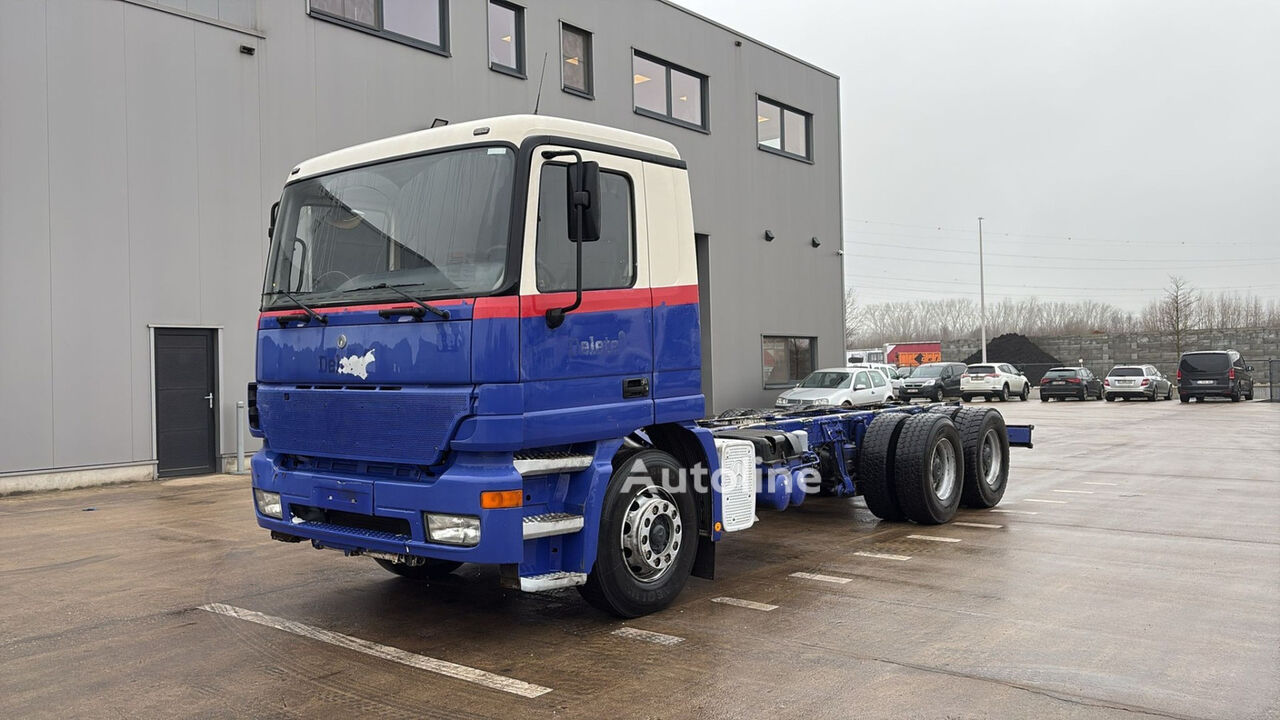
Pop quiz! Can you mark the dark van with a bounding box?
[1177,350,1254,403]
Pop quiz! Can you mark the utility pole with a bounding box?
[978,217,987,363]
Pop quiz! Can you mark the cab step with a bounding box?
[522,512,585,540]
[519,571,588,592]
[513,451,594,477]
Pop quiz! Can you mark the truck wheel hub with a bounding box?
[621,486,681,583]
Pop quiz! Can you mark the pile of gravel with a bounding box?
[963,334,1061,383]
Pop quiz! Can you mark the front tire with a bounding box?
[1019,384,1029,401]
[579,450,697,618]
[893,414,964,525]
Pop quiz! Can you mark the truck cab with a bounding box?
[250,116,717,617]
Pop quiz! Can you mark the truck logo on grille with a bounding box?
[337,349,376,379]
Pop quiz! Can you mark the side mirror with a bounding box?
[1246,365,1254,372]
[566,160,601,242]
[268,200,280,240]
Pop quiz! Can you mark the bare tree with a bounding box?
[1157,275,1199,356]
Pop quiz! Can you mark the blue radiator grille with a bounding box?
[258,385,472,467]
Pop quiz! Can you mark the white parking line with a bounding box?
[711,597,778,612]
[611,627,685,646]
[1053,489,1094,494]
[991,509,1039,515]
[199,604,551,698]
[906,534,962,543]
[853,551,913,561]
[791,571,855,583]
[1023,498,1068,504]
[953,521,1003,529]
[1083,482,1118,486]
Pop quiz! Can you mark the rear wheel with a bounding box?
[892,414,964,525]
[374,558,462,580]
[961,394,972,402]
[1230,387,1240,402]
[954,407,1009,508]
[997,385,1009,402]
[579,450,697,618]
[856,413,911,521]
[1179,395,1190,403]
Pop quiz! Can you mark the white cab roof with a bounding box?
[288,115,682,182]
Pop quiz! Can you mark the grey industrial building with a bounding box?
[0,0,843,489]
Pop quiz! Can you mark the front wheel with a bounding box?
[579,450,697,618]
[934,388,944,403]
[1019,383,1029,401]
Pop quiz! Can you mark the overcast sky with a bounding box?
[673,0,1280,310]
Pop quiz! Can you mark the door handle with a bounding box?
[204,393,214,409]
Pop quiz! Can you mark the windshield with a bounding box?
[262,145,516,309]
[798,371,853,389]
[1180,353,1230,373]
[897,366,914,378]
[1045,368,1078,378]
[1109,367,1144,377]
[912,364,945,378]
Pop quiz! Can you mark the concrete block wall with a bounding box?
[943,327,1280,383]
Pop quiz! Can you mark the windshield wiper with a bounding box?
[369,283,450,320]
[274,290,328,326]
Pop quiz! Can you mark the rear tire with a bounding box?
[856,413,910,521]
[579,450,697,618]
[892,414,964,525]
[997,384,1009,402]
[954,407,1009,509]
[1230,387,1241,402]
[374,558,462,580]
[961,394,973,402]
[1105,394,1115,402]
[1179,395,1190,403]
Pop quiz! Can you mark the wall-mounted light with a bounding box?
[764,230,775,242]
[811,236,821,248]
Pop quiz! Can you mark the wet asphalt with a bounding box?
[1,397,1277,719]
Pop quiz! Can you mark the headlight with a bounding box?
[254,489,282,519]
[810,398,829,405]
[425,513,481,546]
[776,397,789,407]
[922,378,937,385]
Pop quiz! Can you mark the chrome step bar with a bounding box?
[512,452,594,477]
[522,513,585,540]
[519,571,588,592]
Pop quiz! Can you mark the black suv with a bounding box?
[1178,350,1254,403]
[1039,367,1104,401]
[898,362,966,402]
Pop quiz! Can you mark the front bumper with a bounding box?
[899,384,939,397]
[251,449,524,564]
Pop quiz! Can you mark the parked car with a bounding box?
[1103,365,1172,401]
[1039,367,1104,401]
[775,367,893,408]
[896,365,916,379]
[848,362,904,399]
[1177,350,1254,403]
[961,363,1031,402]
[897,361,966,402]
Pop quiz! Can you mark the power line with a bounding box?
[845,238,1280,264]
[844,219,1272,248]
[846,274,1280,293]
[845,250,1277,270]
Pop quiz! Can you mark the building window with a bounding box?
[561,23,593,98]
[632,51,708,132]
[757,97,812,161]
[308,0,448,55]
[536,165,636,292]
[488,1,525,77]
[762,336,816,388]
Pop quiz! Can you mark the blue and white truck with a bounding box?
[248,115,1031,617]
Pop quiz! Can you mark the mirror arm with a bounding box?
[544,149,586,330]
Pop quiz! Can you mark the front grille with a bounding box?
[290,504,412,539]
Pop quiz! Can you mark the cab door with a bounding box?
[518,148,653,446]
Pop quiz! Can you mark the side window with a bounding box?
[870,371,886,388]
[854,371,870,388]
[536,164,635,292]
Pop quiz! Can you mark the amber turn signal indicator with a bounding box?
[480,490,523,509]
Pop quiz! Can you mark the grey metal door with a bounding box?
[155,329,218,476]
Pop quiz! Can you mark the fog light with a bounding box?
[254,489,282,519]
[425,513,481,546]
